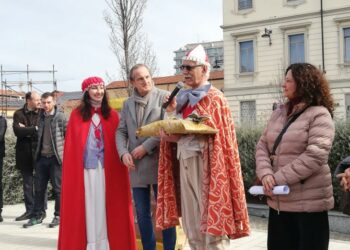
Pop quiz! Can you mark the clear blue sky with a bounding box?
[0,0,222,92]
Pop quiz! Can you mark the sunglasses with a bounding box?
[179,64,203,71]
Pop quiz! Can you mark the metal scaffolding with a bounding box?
[0,65,57,116]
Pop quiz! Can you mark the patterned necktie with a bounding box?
[92,113,102,149]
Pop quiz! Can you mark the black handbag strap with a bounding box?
[270,108,307,157]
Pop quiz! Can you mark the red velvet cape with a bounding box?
[156,87,250,239]
[58,109,136,250]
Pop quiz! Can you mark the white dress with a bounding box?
[84,113,110,250]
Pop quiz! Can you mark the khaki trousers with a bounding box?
[179,155,230,250]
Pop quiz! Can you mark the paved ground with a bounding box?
[1,201,350,250]
[228,216,350,250]
[0,202,58,250]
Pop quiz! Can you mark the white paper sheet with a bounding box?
[248,185,290,195]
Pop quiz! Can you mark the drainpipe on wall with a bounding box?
[320,0,326,73]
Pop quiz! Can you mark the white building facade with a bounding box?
[222,0,350,125]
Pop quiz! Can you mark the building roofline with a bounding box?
[221,6,350,31]
[106,71,224,89]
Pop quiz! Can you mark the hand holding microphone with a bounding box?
[162,82,184,111]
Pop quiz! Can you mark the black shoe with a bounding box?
[48,216,59,228]
[23,216,43,228]
[0,214,3,222]
[15,212,32,221]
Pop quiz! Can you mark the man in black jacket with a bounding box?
[0,115,6,222]
[13,92,41,221]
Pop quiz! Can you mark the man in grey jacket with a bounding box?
[117,64,176,250]
[23,92,67,228]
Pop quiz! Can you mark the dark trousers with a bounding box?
[34,156,61,217]
[20,167,48,215]
[20,168,35,214]
[0,157,3,210]
[268,207,329,250]
[133,184,176,250]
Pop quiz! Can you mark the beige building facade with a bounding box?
[222,0,350,125]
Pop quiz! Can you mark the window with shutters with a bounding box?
[334,17,350,67]
[289,34,305,64]
[238,0,252,10]
[240,100,256,125]
[236,0,254,14]
[344,28,350,63]
[345,94,350,121]
[280,23,310,67]
[284,0,305,6]
[239,40,254,73]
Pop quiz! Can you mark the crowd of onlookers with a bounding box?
[1,91,66,229]
[0,45,349,250]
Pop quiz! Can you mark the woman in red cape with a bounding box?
[58,76,136,250]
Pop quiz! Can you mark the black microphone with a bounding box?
[162,81,184,109]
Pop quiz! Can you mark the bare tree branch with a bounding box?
[104,0,157,96]
[270,60,286,109]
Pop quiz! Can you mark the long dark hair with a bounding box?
[77,91,111,121]
[285,63,334,117]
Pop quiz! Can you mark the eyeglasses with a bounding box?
[179,64,203,71]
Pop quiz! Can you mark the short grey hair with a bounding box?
[129,64,152,81]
